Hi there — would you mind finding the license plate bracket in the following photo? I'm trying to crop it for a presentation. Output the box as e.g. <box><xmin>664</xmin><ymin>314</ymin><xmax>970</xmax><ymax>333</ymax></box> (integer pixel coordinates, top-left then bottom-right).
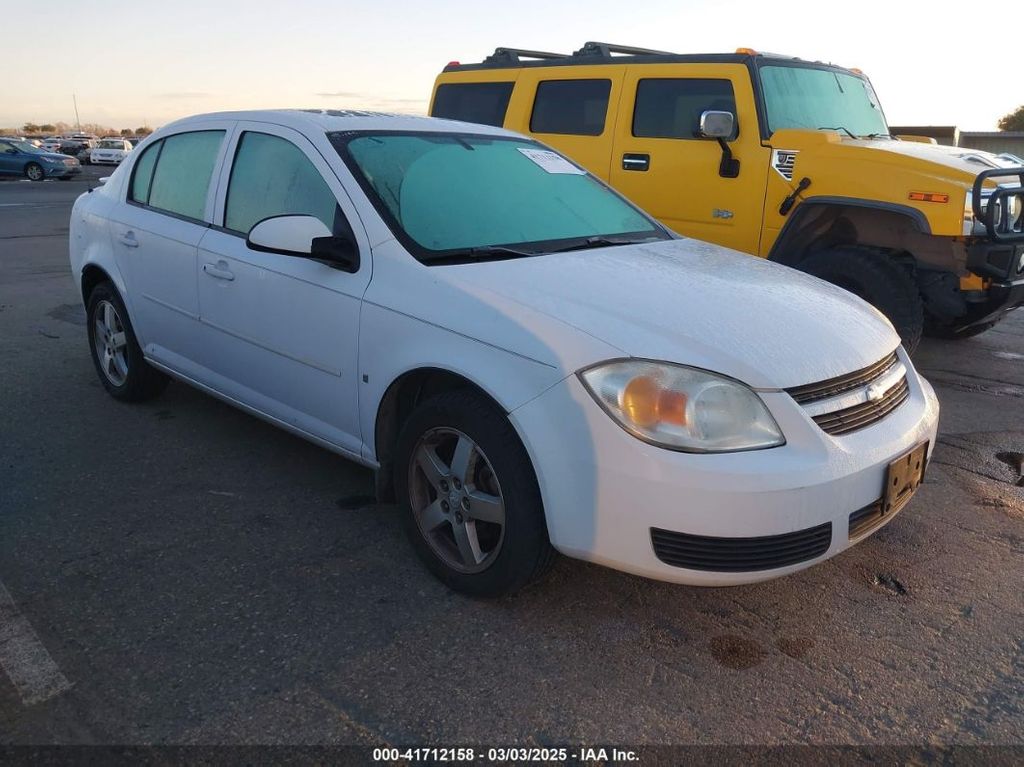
<box><xmin>884</xmin><ymin>440</ymin><xmax>929</xmax><ymax>515</ymax></box>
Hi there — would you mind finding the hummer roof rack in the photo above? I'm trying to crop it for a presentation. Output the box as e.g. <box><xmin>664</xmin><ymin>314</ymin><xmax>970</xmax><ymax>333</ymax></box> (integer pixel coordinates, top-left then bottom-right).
<box><xmin>571</xmin><ymin>41</ymin><xmax>677</xmax><ymax>57</ymax></box>
<box><xmin>482</xmin><ymin>47</ymin><xmax>570</xmax><ymax>66</ymax></box>
<box><xmin>440</xmin><ymin>43</ymin><xmax>834</xmax><ymax>74</ymax></box>
<box><xmin>445</xmin><ymin>42</ymin><xmax>756</xmax><ymax>72</ymax></box>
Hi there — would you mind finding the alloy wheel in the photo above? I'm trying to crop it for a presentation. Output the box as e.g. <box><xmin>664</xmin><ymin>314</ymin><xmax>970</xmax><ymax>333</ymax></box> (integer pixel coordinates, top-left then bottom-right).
<box><xmin>92</xmin><ymin>300</ymin><xmax>129</xmax><ymax>386</ymax></box>
<box><xmin>408</xmin><ymin>427</ymin><xmax>506</xmax><ymax>573</ymax></box>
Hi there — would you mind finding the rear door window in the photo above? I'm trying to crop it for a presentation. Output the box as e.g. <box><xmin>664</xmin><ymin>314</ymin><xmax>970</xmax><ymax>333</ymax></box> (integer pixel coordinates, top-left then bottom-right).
<box><xmin>132</xmin><ymin>130</ymin><xmax>224</xmax><ymax>220</ymax></box>
<box><xmin>530</xmin><ymin>79</ymin><xmax>611</xmax><ymax>136</ymax></box>
<box><xmin>632</xmin><ymin>79</ymin><xmax>737</xmax><ymax>139</ymax></box>
<box><xmin>431</xmin><ymin>82</ymin><xmax>514</xmax><ymax>127</ymax></box>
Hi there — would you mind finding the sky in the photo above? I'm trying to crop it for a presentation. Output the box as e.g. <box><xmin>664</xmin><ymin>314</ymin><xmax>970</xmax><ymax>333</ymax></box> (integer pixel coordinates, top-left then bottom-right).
<box><xmin>3</xmin><ymin>0</ymin><xmax>1015</xmax><ymax>132</ymax></box>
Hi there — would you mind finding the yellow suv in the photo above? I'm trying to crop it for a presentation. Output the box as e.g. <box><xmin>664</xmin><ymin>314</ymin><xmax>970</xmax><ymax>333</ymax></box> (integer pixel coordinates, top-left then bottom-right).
<box><xmin>431</xmin><ymin>42</ymin><xmax>1024</xmax><ymax>351</ymax></box>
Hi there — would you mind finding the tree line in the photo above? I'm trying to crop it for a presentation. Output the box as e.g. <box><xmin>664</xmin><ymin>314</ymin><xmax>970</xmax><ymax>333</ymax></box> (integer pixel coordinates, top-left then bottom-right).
<box><xmin>4</xmin><ymin>122</ymin><xmax>155</xmax><ymax>137</ymax></box>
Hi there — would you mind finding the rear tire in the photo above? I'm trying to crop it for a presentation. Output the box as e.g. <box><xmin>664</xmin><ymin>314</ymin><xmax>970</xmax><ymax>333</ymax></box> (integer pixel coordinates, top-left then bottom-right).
<box><xmin>86</xmin><ymin>281</ymin><xmax>169</xmax><ymax>402</ymax></box>
<box><xmin>798</xmin><ymin>246</ymin><xmax>923</xmax><ymax>354</ymax></box>
<box><xmin>25</xmin><ymin>162</ymin><xmax>44</xmax><ymax>181</ymax></box>
<box><xmin>394</xmin><ymin>389</ymin><xmax>555</xmax><ymax>597</ymax></box>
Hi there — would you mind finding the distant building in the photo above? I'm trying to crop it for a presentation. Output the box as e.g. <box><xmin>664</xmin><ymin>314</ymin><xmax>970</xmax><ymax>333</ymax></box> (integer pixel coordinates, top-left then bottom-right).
<box><xmin>958</xmin><ymin>131</ymin><xmax>1024</xmax><ymax>158</ymax></box>
<box><xmin>888</xmin><ymin>125</ymin><xmax>1024</xmax><ymax>158</ymax></box>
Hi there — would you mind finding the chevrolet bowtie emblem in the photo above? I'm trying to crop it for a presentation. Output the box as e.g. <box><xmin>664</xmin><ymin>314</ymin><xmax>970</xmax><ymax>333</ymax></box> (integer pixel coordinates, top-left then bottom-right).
<box><xmin>866</xmin><ymin>382</ymin><xmax>888</xmax><ymax>402</ymax></box>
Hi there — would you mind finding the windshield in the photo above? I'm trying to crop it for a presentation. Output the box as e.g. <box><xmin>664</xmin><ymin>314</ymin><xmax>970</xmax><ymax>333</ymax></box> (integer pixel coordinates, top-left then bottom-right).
<box><xmin>11</xmin><ymin>140</ymin><xmax>43</xmax><ymax>153</ymax></box>
<box><xmin>759</xmin><ymin>65</ymin><xmax>888</xmax><ymax>137</ymax></box>
<box><xmin>331</xmin><ymin>132</ymin><xmax>666</xmax><ymax>262</ymax></box>
<box><xmin>99</xmin><ymin>140</ymin><xmax>123</xmax><ymax>149</ymax></box>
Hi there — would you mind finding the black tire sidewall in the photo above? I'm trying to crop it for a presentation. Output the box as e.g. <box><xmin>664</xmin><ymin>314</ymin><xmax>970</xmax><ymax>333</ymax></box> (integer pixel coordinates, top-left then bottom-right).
<box><xmin>799</xmin><ymin>246</ymin><xmax>923</xmax><ymax>353</ymax></box>
<box><xmin>394</xmin><ymin>390</ymin><xmax>552</xmax><ymax>597</ymax></box>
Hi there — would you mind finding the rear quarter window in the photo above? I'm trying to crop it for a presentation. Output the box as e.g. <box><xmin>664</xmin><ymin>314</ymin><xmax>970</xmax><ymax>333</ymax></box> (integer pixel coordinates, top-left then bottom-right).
<box><xmin>128</xmin><ymin>140</ymin><xmax>161</xmax><ymax>204</ymax></box>
<box><xmin>431</xmin><ymin>82</ymin><xmax>514</xmax><ymax>127</ymax></box>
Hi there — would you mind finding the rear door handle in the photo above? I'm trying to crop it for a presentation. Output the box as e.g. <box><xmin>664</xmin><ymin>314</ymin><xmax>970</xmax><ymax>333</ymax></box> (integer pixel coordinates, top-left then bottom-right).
<box><xmin>622</xmin><ymin>153</ymin><xmax>650</xmax><ymax>171</ymax></box>
<box><xmin>202</xmin><ymin>262</ymin><xmax>235</xmax><ymax>282</ymax></box>
<box><xmin>117</xmin><ymin>231</ymin><xmax>139</xmax><ymax>248</ymax></box>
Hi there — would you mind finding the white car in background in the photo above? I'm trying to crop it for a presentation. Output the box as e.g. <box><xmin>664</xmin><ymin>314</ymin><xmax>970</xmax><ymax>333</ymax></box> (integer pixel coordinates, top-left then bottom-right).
<box><xmin>41</xmin><ymin>137</ymin><xmax>62</xmax><ymax>152</ymax></box>
<box><xmin>68</xmin><ymin>110</ymin><xmax>939</xmax><ymax>596</ymax></box>
<box><xmin>90</xmin><ymin>137</ymin><xmax>133</xmax><ymax>165</ymax></box>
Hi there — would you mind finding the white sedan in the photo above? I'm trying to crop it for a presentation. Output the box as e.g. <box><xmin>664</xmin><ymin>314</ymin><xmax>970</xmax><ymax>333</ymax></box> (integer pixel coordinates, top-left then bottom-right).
<box><xmin>89</xmin><ymin>137</ymin><xmax>133</xmax><ymax>165</ymax></box>
<box><xmin>69</xmin><ymin>110</ymin><xmax>939</xmax><ymax>596</ymax></box>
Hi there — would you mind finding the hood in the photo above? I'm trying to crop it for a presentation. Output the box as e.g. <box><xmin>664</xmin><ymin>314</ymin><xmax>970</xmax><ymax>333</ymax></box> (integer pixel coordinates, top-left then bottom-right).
<box><xmin>773</xmin><ymin>128</ymin><xmax>1020</xmax><ymax>184</ymax></box>
<box><xmin>436</xmin><ymin>238</ymin><xmax>899</xmax><ymax>390</ymax></box>
<box><xmin>38</xmin><ymin>152</ymin><xmax>73</xmax><ymax>161</ymax></box>
<box><xmin>847</xmin><ymin>138</ymin><xmax>1018</xmax><ymax>177</ymax></box>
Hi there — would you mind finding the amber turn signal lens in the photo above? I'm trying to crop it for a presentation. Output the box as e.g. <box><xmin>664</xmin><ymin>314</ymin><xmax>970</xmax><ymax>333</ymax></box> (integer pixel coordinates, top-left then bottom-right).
<box><xmin>909</xmin><ymin>192</ymin><xmax>949</xmax><ymax>203</ymax></box>
<box><xmin>621</xmin><ymin>376</ymin><xmax>688</xmax><ymax>428</ymax></box>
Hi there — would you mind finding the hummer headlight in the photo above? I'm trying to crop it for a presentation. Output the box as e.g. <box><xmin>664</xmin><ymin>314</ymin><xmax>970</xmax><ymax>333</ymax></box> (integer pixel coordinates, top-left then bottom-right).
<box><xmin>963</xmin><ymin>191</ymin><xmax>979</xmax><ymax>236</ymax></box>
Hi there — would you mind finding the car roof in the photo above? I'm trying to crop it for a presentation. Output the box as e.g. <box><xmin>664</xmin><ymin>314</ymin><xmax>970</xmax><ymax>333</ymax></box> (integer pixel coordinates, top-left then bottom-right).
<box><xmin>159</xmin><ymin>109</ymin><xmax>516</xmax><ymax>138</ymax></box>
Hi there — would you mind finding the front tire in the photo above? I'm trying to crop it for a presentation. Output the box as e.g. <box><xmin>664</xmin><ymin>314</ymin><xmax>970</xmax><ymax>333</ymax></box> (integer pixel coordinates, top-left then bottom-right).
<box><xmin>86</xmin><ymin>282</ymin><xmax>169</xmax><ymax>402</ymax></box>
<box><xmin>395</xmin><ymin>390</ymin><xmax>554</xmax><ymax>597</ymax></box>
<box><xmin>25</xmin><ymin>162</ymin><xmax>44</xmax><ymax>181</ymax></box>
<box><xmin>798</xmin><ymin>246</ymin><xmax>924</xmax><ymax>353</ymax></box>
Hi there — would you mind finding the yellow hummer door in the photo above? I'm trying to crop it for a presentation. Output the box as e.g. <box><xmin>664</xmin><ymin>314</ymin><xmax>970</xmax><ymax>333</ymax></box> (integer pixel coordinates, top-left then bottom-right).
<box><xmin>505</xmin><ymin>64</ymin><xmax>626</xmax><ymax>181</ymax></box>
<box><xmin>610</xmin><ymin>63</ymin><xmax>770</xmax><ymax>255</ymax></box>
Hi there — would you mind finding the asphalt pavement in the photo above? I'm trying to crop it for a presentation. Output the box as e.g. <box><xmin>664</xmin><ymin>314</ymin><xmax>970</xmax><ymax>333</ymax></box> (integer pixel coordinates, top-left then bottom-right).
<box><xmin>1</xmin><ymin>168</ymin><xmax>1023</xmax><ymax>747</ymax></box>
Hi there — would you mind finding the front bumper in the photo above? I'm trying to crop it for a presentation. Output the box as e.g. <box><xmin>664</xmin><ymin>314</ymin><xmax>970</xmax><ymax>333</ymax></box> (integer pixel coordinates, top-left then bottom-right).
<box><xmin>510</xmin><ymin>348</ymin><xmax>940</xmax><ymax>586</ymax></box>
<box><xmin>962</xmin><ymin>239</ymin><xmax>1024</xmax><ymax>329</ymax></box>
<box><xmin>46</xmin><ymin>164</ymin><xmax>81</xmax><ymax>178</ymax></box>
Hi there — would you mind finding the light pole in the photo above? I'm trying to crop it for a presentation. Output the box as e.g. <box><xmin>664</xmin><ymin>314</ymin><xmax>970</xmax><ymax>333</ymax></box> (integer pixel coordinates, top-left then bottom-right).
<box><xmin>72</xmin><ymin>94</ymin><xmax>81</xmax><ymax>133</ymax></box>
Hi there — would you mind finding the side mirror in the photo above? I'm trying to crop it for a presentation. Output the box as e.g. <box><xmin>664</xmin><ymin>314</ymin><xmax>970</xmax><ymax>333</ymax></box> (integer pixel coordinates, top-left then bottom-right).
<box><xmin>699</xmin><ymin>110</ymin><xmax>735</xmax><ymax>140</ymax></box>
<box><xmin>699</xmin><ymin>110</ymin><xmax>740</xmax><ymax>179</ymax></box>
<box><xmin>246</xmin><ymin>214</ymin><xmax>360</xmax><ymax>273</ymax></box>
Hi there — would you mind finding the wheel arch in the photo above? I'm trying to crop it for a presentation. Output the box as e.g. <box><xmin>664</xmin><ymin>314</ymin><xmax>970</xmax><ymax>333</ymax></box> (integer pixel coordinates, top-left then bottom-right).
<box><xmin>769</xmin><ymin>196</ymin><xmax>932</xmax><ymax>268</ymax></box>
<box><xmin>372</xmin><ymin>366</ymin><xmax>525</xmax><ymax>503</ymax></box>
<box><xmin>80</xmin><ymin>263</ymin><xmax>115</xmax><ymax>304</ymax></box>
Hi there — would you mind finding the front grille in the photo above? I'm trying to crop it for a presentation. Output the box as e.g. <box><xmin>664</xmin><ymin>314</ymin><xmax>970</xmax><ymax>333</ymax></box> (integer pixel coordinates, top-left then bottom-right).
<box><xmin>651</xmin><ymin>523</ymin><xmax>832</xmax><ymax>572</ymax></box>
<box><xmin>786</xmin><ymin>351</ymin><xmax>910</xmax><ymax>436</ymax></box>
<box><xmin>786</xmin><ymin>352</ymin><xmax>898</xmax><ymax>404</ymax></box>
<box><xmin>848</xmin><ymin>491</ymin><xmax>916</xmax><ymax>540</ymax></box>
<box><xmin>848</xmin><ymin>500</ymin><xmax>885</xmax><ymax>539</ymax></box>
<box><xmin>810</xmin><ymin>377</ymin><xmax>910</xmax><ymax>436</ymax></box>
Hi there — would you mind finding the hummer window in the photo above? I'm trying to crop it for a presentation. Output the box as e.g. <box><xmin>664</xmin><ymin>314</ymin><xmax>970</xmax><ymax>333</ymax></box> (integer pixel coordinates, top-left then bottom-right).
<box><xmin>432</xmin><ymin>82</ymin><xmax>514</xmax><ymax>127</ymax></box>
<box><xmin>759</xmin><ymin>65</ymin><xmax>888</xmax><ymax>137</ymax></box>
<box><xmin>632</xmin><ymin>79</ymin><xmax>737</xmax><ymax>140</ymax></box>
<box><xmin>530</xmin><ymin>79</ymin><xmax>611</xmax><ymax>136</ymax></box>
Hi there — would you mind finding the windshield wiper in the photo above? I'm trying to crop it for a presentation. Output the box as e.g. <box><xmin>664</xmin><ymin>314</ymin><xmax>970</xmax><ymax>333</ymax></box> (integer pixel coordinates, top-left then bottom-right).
<box><xmin>818</xmin><ymin>126</ymin><xmax>858</xmax><ymax>139</ymax></box>
<box><xmin>550</xmin><ymin>235</ymin><xmax>657</xmax><ymax>253</ymax></box>
<box><xmin>425</xmin><ymin>245</ymin><xmax>537</xmax><ymax>264</ymax></box>
<box><xmin>863</xmin><ymin>132</ymin><xmax>892</xmax><ymax>139</ymax></box>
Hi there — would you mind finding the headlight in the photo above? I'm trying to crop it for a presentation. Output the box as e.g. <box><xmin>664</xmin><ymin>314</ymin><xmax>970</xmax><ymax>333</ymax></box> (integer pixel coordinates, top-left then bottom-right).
<box><xmin>963</xmin><ymin>191</ymin><xmax>986</xmax><ymax>236</ymax></box>
<box><xmin>579</xmin><ymin>360</ymin><xmax>785</xmax><ymax>453</ymax></box>
<box><xmin>967</xmin><ymin>189</ymin><xmax>1023</xmax><ymax>234</ymax></box>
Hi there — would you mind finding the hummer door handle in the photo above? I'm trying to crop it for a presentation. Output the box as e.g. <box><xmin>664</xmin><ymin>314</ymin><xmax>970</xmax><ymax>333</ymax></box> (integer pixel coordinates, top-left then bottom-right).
<box><xmin>622</xmin><ymin>153</ymin><xmax>650</xmax><ymax>171</ymax></box>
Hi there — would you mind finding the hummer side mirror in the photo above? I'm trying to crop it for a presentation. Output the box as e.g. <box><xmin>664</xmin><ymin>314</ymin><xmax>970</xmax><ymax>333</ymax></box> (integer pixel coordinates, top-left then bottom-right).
<box><xmin>699</xmin><ymin>110</ymin><xmax>735</xmax><ymax>139</ymax></box>
<box><xmin>700</xmin><ymin>109</ymin><xmax>740</xmax><ymax>179</ymax></box>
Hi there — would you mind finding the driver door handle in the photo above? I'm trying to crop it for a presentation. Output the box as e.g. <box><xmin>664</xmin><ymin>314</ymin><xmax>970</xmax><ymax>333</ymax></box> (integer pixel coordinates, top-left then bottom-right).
<box><xmin>202</xmin><ymin>262</ymin><xmax>235</xmax><ymax>281</ymax></box>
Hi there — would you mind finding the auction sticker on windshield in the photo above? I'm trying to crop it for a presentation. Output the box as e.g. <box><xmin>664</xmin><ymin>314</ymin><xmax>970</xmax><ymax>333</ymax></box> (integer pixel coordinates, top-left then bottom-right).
<box><xmin>517</xmin><ymin>148</ymin><xmax>586</xmax><ymax>174</ymax></box>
